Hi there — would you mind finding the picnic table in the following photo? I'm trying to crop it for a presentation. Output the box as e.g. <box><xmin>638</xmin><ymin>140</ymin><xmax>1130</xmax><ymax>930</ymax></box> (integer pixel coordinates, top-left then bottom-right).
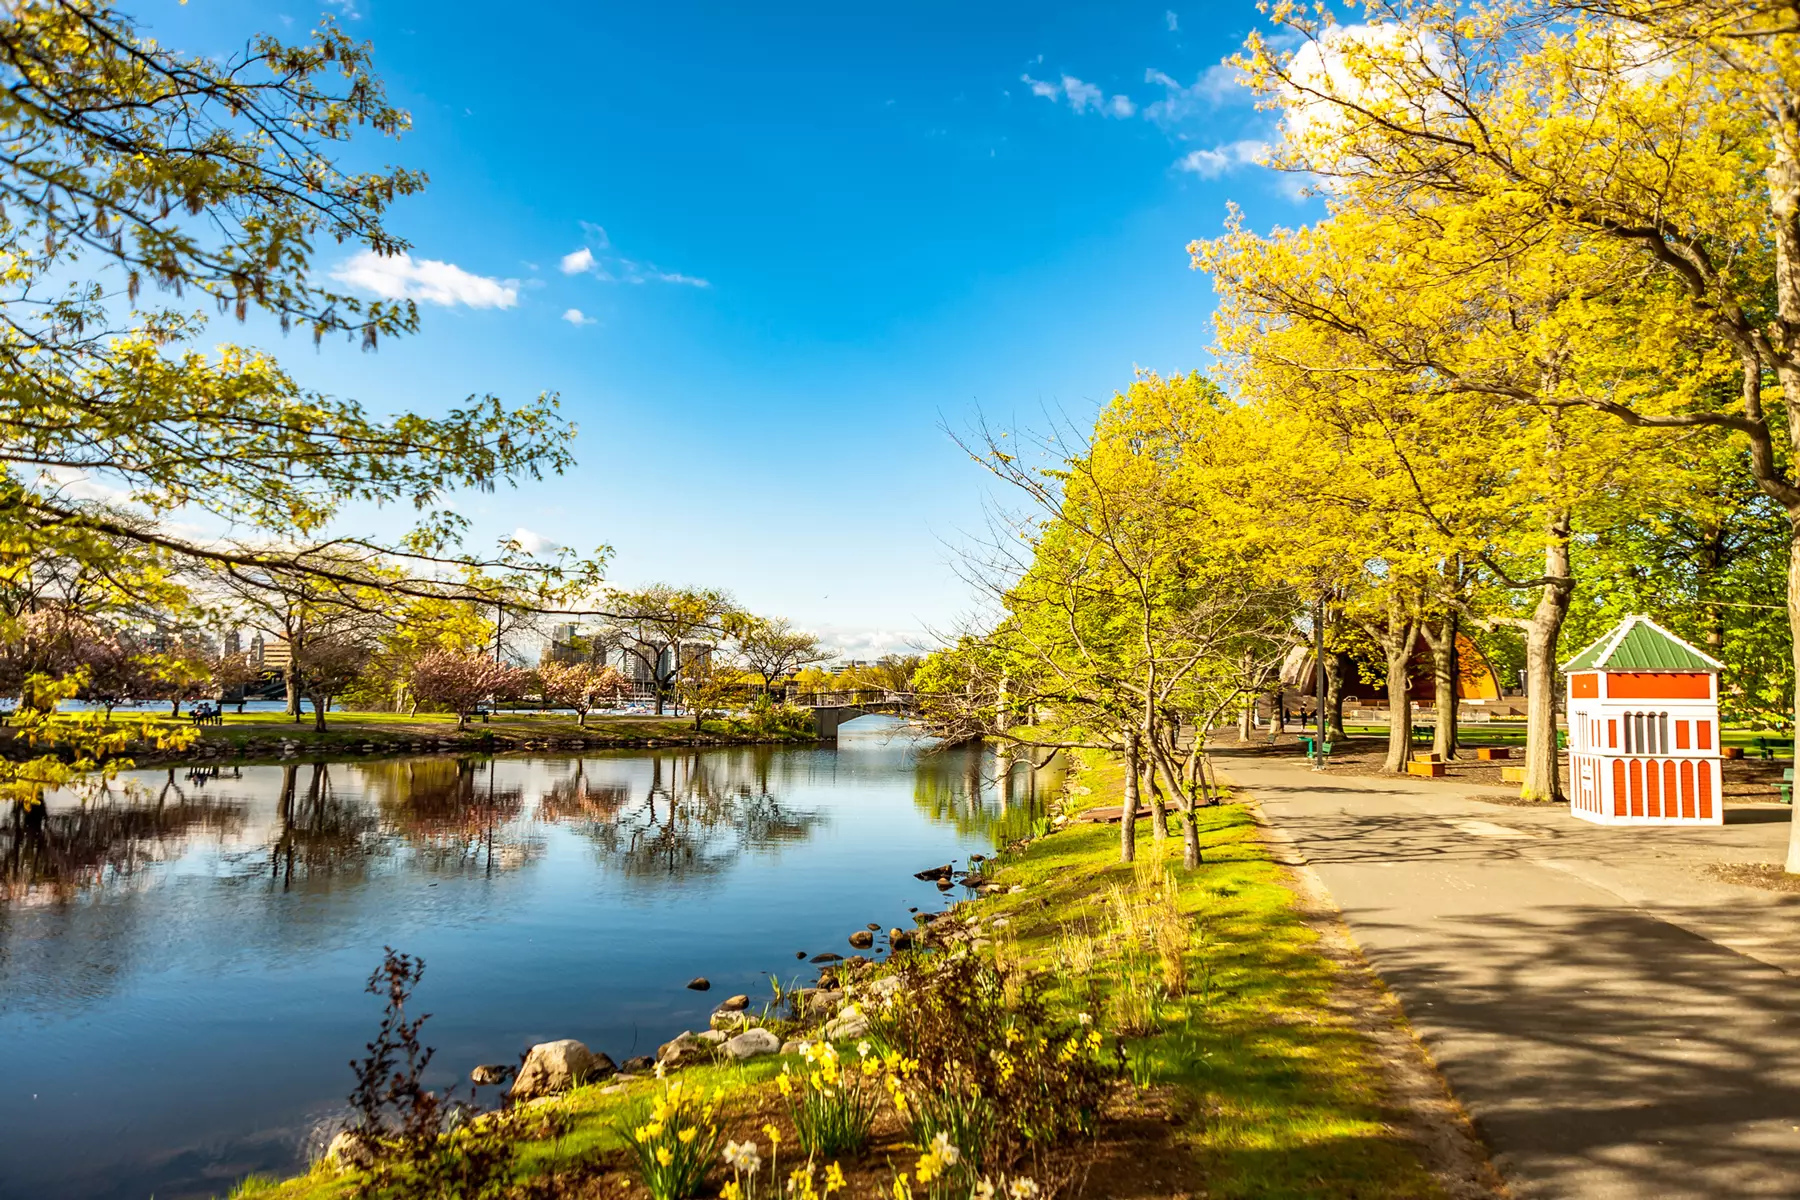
<box><xmin>1780</xmin><ymin>769</ymin><xmax>1794</xmax><ymax>806</ymax></box>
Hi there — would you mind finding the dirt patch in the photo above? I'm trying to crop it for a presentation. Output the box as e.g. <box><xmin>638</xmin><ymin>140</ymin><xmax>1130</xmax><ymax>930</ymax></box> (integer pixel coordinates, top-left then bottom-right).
<box><xmin>1235</xmin><ymin>790</ymin><xmax>1509</xmax><ymax>1200</ymax></box>
<box><xmin>1703</xmin><ymin>862</ymin><xmax>1800</xmax><ymax>893</ymax></box>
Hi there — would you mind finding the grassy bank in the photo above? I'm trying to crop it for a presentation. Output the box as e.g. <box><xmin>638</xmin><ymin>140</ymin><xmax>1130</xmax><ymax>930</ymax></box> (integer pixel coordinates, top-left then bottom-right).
<box><xmin>243</xmin><ymin>750</ymin><xmax>1443</xmax><ymax>1200</ymax></box>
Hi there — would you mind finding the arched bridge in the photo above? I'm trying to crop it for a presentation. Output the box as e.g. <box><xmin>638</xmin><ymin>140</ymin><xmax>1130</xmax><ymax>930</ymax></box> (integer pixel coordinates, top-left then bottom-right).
<box><xmin>786</xmin><ymin>689</ymin><xmax>917</xmax><ymax>739</ymax></box>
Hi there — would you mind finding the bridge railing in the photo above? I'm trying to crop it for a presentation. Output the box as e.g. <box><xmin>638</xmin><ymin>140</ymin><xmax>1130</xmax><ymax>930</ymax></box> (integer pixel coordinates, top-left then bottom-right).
<box><xmin>785</xmin><ymin>689</ymin><xmax>916</xmax><ymax>708</ymax></box>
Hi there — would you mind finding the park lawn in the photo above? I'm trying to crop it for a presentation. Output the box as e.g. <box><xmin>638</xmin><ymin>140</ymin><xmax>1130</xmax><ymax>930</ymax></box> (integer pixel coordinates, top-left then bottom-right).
<box><xmin>971</xmin><ymin>753</ymin><xmax>1445</xmax><ymax>1199</ymax></box>
<box><xmin>243</xmin><ymin>753</ymin><xmax>1444</xmax><ymax>1200</ymax></box>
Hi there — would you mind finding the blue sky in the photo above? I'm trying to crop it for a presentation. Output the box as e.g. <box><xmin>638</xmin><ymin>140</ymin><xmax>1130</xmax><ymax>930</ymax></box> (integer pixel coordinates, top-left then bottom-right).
<box><xmin>149</xmin><ymin>0</ymin><xmax>1306</xmax><ymax>659</ymax></box>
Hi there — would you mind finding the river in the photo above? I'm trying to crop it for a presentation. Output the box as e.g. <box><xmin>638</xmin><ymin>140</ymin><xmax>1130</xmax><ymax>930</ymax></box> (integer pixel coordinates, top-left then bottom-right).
<box><xmin>0</xmin><ymin>720</ymin><xmax>1050</xmax><ymax>1200</ymax></box>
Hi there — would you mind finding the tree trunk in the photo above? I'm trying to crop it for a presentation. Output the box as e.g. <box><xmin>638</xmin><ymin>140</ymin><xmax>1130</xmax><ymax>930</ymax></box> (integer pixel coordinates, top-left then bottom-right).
<box><xmin>285</xmin><ymin>668</ymin><xmax>300</xmax><ymax>718</ymax></box>
<box><xmin>1121</xmin><ymin>739</ymin><xmax>1139</xmax><ymax>863</ymax></box>
<box><xmin>577</xmin><ymin>709</ymin><xmax>588</xmax><ymax>727</ymax></box>
<box><xmin>1785</xmin><ymin>525</ymin><xmax>1800</xmax><ymax>872</ymax></box>
<box><xmin>1520</xmin><ymin>513</ymin><xmax>1574</xmax><ymax>802</ymax></box>
<box><xmin>311</xmin><ymin>695</ymin><xmax>327</xmax><ymax>732</ymax></box>
<box><xmin>1151</xmin><ymin>744</ymin><xmax>1201</xmax><ymax>869</ymax></box>
<box><xmin>1429</xmin><ymin>615</ymin><xmax>1460</xmax><ymax>761</ymax></box>
<box><xmin>1324</xmin><ymin>652</ymin><xmax>1348</xmax><ymax>741</ymax></box>
<box><xmin>169</xmin><ymin>699</ymin><xmax>180</xmax><ymax>717</ymax></box>
<box><xmin>1375</xmin><ymin>615</ymin><xmax>1418</xmax><ymax>773</ymax></box>
<box><xmin>1146</xmin><ymin>753</ymin><xmax>1168</xmax><ymax>841</ymax></box>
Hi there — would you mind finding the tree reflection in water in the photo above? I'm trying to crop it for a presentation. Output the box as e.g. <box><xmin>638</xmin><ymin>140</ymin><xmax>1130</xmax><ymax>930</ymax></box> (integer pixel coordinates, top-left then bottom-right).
<box><xmin>2</xmin><ymin>768</ymin><xmax>246</xmax><ymax>901</ymax></box>
<box><xmin>554</xmin><ymin>750</ymin><xmax>824</xmax><ymax>880</ymax></box>
<box><xmin>911</xmin><ymin>743</ymin><xmax>1055</xmax><ymax>848</ymax></box>
<box><xmin>358</xmin><ymin>757</ymin><xmax>539</xmax><ymax>877</ymax></box>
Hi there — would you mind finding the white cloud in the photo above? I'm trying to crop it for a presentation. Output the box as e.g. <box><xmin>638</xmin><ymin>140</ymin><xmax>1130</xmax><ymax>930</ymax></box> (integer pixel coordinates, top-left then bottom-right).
<box><xmin>1282</xmin><ymin>23</ymin><xmax>1449</xmax><ymax>142</ymax></box>
<box><xmin>1062</xmin><ymin>74</ymin><xmax>1103</xmax><ymax>112</ymax></box>
<box><xmin>1023</xmin><ymin>73</ymin><xmax>1137</xmax><ymax>119</ymax></box>
<box><xmin>1166</xmin><ymin>10</ymin><xmax>1179</xmax><ymax>31</ymax></box>
<box><xmin>333</xmin><ymin>251</ymin><xmax>519</xmax><ymax>309</ymax></box>
<box><xmin>1175</xmin><ymin>139</ymin><xmax>1267</xmax><ymax>177</ymax></box>
<box><xmin>511</xmin><ymin>527</ymin><xmax>561</xmax><ymax>556</ymax></box>
<box><xmin>323</xmin><ymin>0</ymin><xmax>362</xmax><ymax>18</ymax></box>
<box><xmin>35</xmin><ymin>466</ymin><xmax>128</xmax><ymax>504</ymax></box>
<box><xmin>1143</xmin><ymin>63</ymin><xmax>1249</xmax><ymax>126</ymax></box>
<box><xmin>561</xmin><ymin>308</ymin><xmax>596</xmax><ymax>326</ymax></box>
<box><xmin>559</xmin><ymin>228</ymin><xmax>709</xmax><ymax>288</ymax></box>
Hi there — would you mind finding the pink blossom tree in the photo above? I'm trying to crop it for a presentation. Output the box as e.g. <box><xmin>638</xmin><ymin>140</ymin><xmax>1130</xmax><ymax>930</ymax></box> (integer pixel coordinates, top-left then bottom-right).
<box><xmin>409</xmin><ymin>652</ymin><xmax>527</xmax><ymax>728</ymax></box>
<box><xmin>536</xmin><ymin>661</ymin><xmax>627</xmax><ymax>727</ymax></box>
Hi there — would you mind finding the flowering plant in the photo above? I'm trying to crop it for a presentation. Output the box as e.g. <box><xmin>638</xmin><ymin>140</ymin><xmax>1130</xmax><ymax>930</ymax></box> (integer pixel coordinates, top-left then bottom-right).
<box><xmin>620</xmin><ymin>1078</ymin><xmax>725</xmax><ymax>1200</ymax></box>
<box><xmin>777</xmin><ymin>1039</ymin><xmax>893</xmax><ymax>1157</ymax></box>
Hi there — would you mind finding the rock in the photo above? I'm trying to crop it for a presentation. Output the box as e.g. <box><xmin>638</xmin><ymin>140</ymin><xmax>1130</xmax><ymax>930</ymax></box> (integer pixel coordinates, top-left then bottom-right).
<box><xmin>511</xmin><ymin>1040</ymin><xmax>615</xmax><ymax>1099</ymax></box>
<box><xmin>889</xmin><ymin>928</ymin><xmax>914</xmax><ymax>950</ymax></box>
<box><xmin>698</xmin><ymin>1029</ymin><xmax>728</xmax><ymax>1045</ymax></box>
<box><xmin>710</xmin><ymin>1008</ymin><xmax>757</xmax><ymax>1031</ymax></box>
<box><xmin>620</xmin><ymin>1055</ymin><xmax>655</xmax><ymax>1074</ymax></box>
<box><xmin>936</xmin><ymin>878</ymin><xmax>954</xmax><ymax>890</ymax></box>
<box><xmin>913</xmin><ymin>864</ymin><xmax>953</xmax><ymax>880</ymax></box>
<box><xmin>796</xmin><ymin>950</ymin><xmax>808</xmax><ymax>959</ymax></box>
<box><xmin>794</xmin><ymin>988</ymin><xmax>843</xmax><ymax>1012</ymax></box>
<box><xmin>868</xmin><ymin>975</ymin><xmax>903</xmax><ymax>998</ymax></box>
<box><xmin>848</xmin><ymin>930</ymin><xmax>874</xmax><ymax>949</ymax></box>
<box><xmin>717</xmin><ymin>994</ymin><xmax>750</xmax><ymax>1011</ymax></box>
<box><xmin>1008</xmin><ymin>885</ymin><xmax>1025</xmax><ymax>894</ymax></box>
<box><xmin>969</xmin><ymin>853</ymin><xmax>987</xmax><ymax>862</ymax></box>
<box><xmin>470</xmin><ymin>1063</ymin><xmax>512</xmax><ymax>1086</ymax></box>
<box><xmin>326</xmin><ymin>1129</ymin><xmax>376</xmax><ymax>1171</ymax></box>
<box><xmin>810</xmin><ymin>952</ymin><xmax>843</xmax><ymax>963</ymax></box>
<box><xmin>844</xmin><ymin>955</ymin><xmax>870</xmax><ymax>970</ymax></box>
<box><xmin>686</xmin><ymin>977</ymin><xmax>711</xmax><ymax>991</ymax></box>
<box><xmin>723</xmin><ymin>1028</ymin><xmax>781</xmax><ymax>1061</ymax></box>
<box><xmin>656</xmin><ymin>1031</ymin><xmax>705</xmax><ymax>1066</ymax></box>
<box><xmin>908</xmin><ymin>906</ymin><xmax>919</xmax><ymax>913</ymax></box>
<box><xmin>825</xmin><ymin>1010</ymin><xmax>870</xmax><ymax>1041</ymax></box>
<box><xmin>866</xmin><ymin>922</ymin><xmax>881</xmax><ymax>931</ymax></box>
<box><xmin>780</xmin><ymin>1039</ymin><xmax>807</xmax><ymax>1056</ymax></box>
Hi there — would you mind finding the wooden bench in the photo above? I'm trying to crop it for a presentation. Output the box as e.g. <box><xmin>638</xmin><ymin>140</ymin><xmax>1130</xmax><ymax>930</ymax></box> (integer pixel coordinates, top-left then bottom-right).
<box><xmin>1406</xmin><ymin>759</ymin><xmax>1447</xmax><ymax>778</ymax></box>
<box><xmin>1500</xmin><ymin>765</ymin><xmax>1526</xmax><ymax>784</ymax></box>
<box><xmin>1411</xmin><ymin>750</ymin><xmax>1440</xmax><ymax>764</ymax></box>
<box><xmin>1780</xmin><ymin>769</ymin><xmax>1793</xmax><ymax>806</ymax></box>
<box><xmin>1475</xmin><ymin>746</ymin><xmax>1511</xmax><ymax>761</ymax></box>
<box><xmin>1722</xmin><ymin>746</ymin><xmax>1744</xmax><ymax>760</ymax></box>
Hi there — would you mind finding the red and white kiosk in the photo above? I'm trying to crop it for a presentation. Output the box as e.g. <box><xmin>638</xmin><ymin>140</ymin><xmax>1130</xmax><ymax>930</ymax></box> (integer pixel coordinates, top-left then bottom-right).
<box><xmin>1563</xmin><ymin>615</ymin><xmax>1724</xmax><ymax>826</ymax></box>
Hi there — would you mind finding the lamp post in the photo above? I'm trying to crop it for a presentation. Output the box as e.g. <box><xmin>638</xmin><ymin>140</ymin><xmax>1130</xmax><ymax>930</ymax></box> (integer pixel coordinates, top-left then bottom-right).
<box><xmin>1314</xmin><ymin>589</ymin><xmax>1327</xmax><ymax>771</ymax></box>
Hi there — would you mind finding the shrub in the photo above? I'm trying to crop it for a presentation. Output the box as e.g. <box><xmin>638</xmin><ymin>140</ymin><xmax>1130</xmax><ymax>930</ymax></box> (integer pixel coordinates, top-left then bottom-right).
<box><xmin>345</xmin><ymin>947</ymin><xmax>533</xmax><ymax>1200</ymax></box>
<box><xmin>874</xmin><ymin>953</ymin><xmax>1119</xmax><ymax>1169</ymax></box>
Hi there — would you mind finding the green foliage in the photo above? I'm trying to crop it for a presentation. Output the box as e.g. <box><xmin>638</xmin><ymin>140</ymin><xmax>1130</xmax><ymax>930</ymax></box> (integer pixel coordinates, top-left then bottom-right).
<box><xmin>777</xmin><ymin>1040</ymin><xmax>884</xmax><ymax>1158</ymax></box>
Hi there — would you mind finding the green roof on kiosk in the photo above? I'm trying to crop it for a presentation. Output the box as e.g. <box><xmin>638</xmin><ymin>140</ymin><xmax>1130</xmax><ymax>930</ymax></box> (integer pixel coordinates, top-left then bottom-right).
<box><xmin>1561</xmin><ymin>615</ymin><xmax>1723</xmax><ymax>673</ymax></box>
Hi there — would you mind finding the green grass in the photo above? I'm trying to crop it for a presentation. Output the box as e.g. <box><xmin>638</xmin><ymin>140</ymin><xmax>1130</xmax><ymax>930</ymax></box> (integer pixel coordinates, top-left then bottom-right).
<box><xmin>981</xmin><ymin>754</ymin><xmax>1446</xmax><ymax>1198</ymax></box>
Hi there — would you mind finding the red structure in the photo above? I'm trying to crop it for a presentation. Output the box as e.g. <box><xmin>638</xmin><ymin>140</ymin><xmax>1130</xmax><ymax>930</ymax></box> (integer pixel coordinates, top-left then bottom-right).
<box><xmin>1562</xmin><ymin>616</ymin><xmax>1724</xmax><ymax>826</ymax></box>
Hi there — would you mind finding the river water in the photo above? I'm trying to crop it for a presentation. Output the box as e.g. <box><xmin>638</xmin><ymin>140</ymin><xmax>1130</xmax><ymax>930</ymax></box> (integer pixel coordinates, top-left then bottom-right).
<box><xmin>0</xmin><ymin>721</ymin><xmax>1049</xmax><ymax>1200</ymax></box>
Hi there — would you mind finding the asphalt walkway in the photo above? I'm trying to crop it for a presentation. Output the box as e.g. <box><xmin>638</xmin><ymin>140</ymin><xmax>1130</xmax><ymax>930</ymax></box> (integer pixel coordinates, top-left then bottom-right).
<box><xmin>1214</xmin><ymin>745</ymin><xmax>1800</xmax><ymax>1199</ymax></box>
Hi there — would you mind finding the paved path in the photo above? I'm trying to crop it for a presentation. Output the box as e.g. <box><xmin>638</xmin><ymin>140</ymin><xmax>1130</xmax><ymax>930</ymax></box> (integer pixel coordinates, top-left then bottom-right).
<box><xmin>1214</xmin><ymin>746</ymin><xmax>1800</xmax><ymax>1199</ymax></box>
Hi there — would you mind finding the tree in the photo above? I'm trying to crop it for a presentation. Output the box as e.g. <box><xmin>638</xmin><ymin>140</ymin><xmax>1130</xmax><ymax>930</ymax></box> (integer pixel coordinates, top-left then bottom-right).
<box><xmin>1234</xmin><ymin>0</ymin><xmax>1800</xmax><ymax>860</ymax></box>
<box><xmin>0</xmin><ymin>4</ymin><xmax>602</xmax><ymax>804</ymax></box>
<box><xmin>536</xmin><ymin>661</ymin><xmax>626</xmax><ymax>726</ymax></box>
<box><xmin>735</xmin><ymin>617</ymin><xmax>827</xmax><ymax>694</ymax></box>
<box><xmin>408</xmin><ymin>653</ymin><xmax>526</xmax><ymax>729</ymax></box>
<box><xmin>600</xmin><ymin>586</ymin><xmax>739</xmax><ymax>715</ymax></box>
<box><xmin>293</xmin><ymin>632</ymin><xmax>380</xmax><ymax>732</ymax></box>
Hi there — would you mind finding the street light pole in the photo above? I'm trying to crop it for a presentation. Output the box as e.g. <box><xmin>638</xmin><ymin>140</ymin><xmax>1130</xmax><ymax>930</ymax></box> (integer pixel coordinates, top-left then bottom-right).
<box><xmin>1314</xmin><ymin>589</ymin><xmax>1327</xmax><ymax>771</ymax></box>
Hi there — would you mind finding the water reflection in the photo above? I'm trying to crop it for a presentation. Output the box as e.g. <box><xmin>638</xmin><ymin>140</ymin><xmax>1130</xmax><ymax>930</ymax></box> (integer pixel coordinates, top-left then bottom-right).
<box><xmin>1</xmin><ymin>744</ymin><xmax>1061</xmax><ymax>904</ymax></box>
<box><xmin>0</xmin><ymin>731</ymin><xmax>1035</xmax><ymax>1200</ymax></box>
